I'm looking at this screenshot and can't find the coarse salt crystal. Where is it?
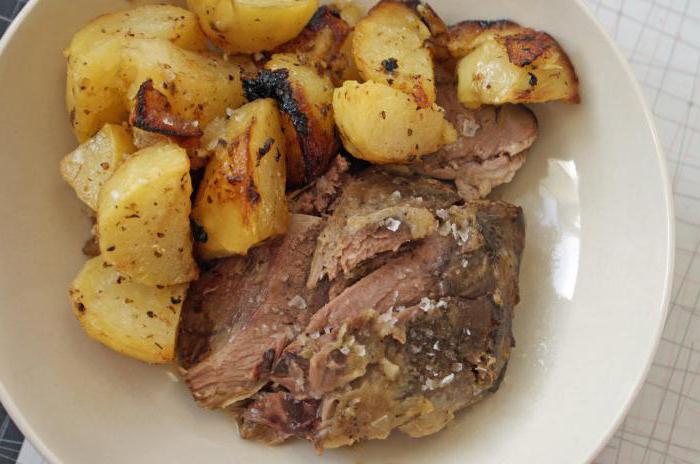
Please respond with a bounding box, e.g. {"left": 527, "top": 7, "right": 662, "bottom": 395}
{"left": 390, "top": 190, "right": 402, "bottom": 201}
{"left": 225, "top": 108, "right": 235, "bottom": 117}
{"left": 354, "top": 345, "right": 366, "bottom": 356}
{"left": 287, "top": 295, "right": 307, "bottom": 309}
{"left": 436, "top": 299, "right": 448, "bottom": 309}
{"left": 440, "top": 373, "right": 455, "bottom": 386}
{"left": 419, "top": 297, "right": 434, "bottom": 312}
{"left": 385, "top": 217, "right": 401, "bottom": 232}
{"left": 436, "top": 209, "right": 450, "bottom": 220}
{"left": 438, "top": 220, "right": 452, "bottom": 236}
{"left": 433, "top": 341, "right": 440, "bottom": 350}
{"left": 309, "top": 331, "right": 320, "bottom": 339}
{"left": 451, "top": 362, "right": 463, "bottom": 372}
{"left": 423, "top": 378, "right": 439, "bottom": 391}
{"left": 340, "top": 346, "right": 351, "bottom": 355}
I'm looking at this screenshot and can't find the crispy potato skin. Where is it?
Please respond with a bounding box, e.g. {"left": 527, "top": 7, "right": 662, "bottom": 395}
{"left": 98, "top": 143, "right": 198, "bottom": 286}
{"left": 187, "top": 0, "right": 319, "bottom": 54}
{"left": 60, "top": 124, "right": 135, "bottom": 210}
{"left": 353, "top": 0, "right": 436, "bottom": 106}
{"left": 275, "top": 5, "right": 356, "bottom": 86}
{"left": 449, "top": 20, "right": 580, "bottom": 107}
{"left": 121, "top": 39, "right": 254, "bottom": 130}
{"left": 65, "top": 5, "right": 209, "bottom": 142}
{"left": 70, "top": 257, "right": 188, "bottom": 364}
{"left": 332, "top": 80, "right": 456, "bottom": 164}
{"left": 130, "top": 79, "right": 203, "bottom": 138}
{"left": 276, "top": 6, "right": 351, "bottom": 65}
{"left": 192, "top": 99, "right": 289, "bottom": 259}
{"left": 244, "top": 54, "right": 338, "bottom": 186}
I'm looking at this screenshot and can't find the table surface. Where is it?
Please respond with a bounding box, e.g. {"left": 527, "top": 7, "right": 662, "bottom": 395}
{"left": 2, "top": 0, "right": 700, "bottom": 463}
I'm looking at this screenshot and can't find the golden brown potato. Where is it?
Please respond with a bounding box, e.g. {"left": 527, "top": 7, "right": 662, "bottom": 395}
{"left": 331, "top": 32, "right": 362, "bottom": 85}
{"left": 449, "top": 20, "right": 580, "bottom": 108}
{"left": 98, "top": 143, "right": 198, "bottom": 286}
{"left": 333, "top": 80, "right": 456, "bottom": 164}
{"left": 336, "top": 0, "right": 363, "bottom": 27}
{"left": 275, "top": 6, "right": 351, "bottom": 68}
{"left": 187, "top": 0, "right": 319, "bottom": 54}
{"left": 121, "top": 39, "right": 255, "bottom": 131}
{"left": 192, "top": 99, "right": 289, "bottom": 259}
{"left": 353, "top": 1, "right": 436, "bottom": 107}
{"left": 244, "top": 53, "right": 338, "bottom": 186}
{"left": 65, "top": 5, "right": 209, "bottom": 142}
{"left": 60, "top": 124, "right": 135, "bottom": 210}
{"left": 70, "top": 256, "right": 188, "bottom": 364}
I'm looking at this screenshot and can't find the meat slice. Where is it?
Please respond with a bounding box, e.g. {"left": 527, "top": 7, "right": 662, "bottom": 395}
{"left": 242, "top": 200, "right": 525, "bottom": 448}
{"left": 306, "top": 168, "right": 460, "bottom": 288}
{"left": 287, "top": 155, "right": 351, "bottom": 216}
{"left": 177, "top": 214, "right": 329, "bottom": 408}
{"left": 411, "top": 68, "right": 538, "bottom": 199}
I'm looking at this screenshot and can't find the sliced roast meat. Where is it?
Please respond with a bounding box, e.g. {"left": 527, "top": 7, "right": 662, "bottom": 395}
{"left": 287, "top": 155, "right": 351, "bottom": 216}
{"left": 239, "top": 200, "right": 524, "bottom": 448}
{"left": 177, "top": 214, "right": 329, "bottom": 409}
{"left": 306, "top": 168, "right": 460, "bottom": 288}
{"left": 411, "top": 68, "right": 538, "bottom": 199}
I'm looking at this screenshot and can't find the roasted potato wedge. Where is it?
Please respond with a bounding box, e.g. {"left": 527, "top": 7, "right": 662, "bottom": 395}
{"left": 336, "top": 0, "right": 363, "bottom": 27}
{"left": 331, "top": 32, "right": 362, "bottom": 85}
{"left": 187, "top": 0, "right": 319, "bottom": 53}
{"left": 192, "top": 99, "right": 289, "bottom": 259}
{"left": 70, "top": 256, "right": 188, "bottom": 364}
{"left": 353, "top": 1, "right": 436, "bottom": 106}
{"left": 449, "top": 20, "right": 580, "bottom": 108}
{"left": 60, "top": 124, "right": 135, "bottom": 210}
{"left": 65, "top": 5, "right": 208, "bottom": 142}
{"left": 121, "top": 39, "right": 255, "bottom": 132}
{"left": 98, "top": 143, "right": 198, "bottom": 286}
{"left": 244, "top": 53, "right": 338, "bottom": 186}
{"left": 333, "top": 80, "right": 456, "bottom": 164}
{"left": 276, "top": 6, "right": 351, "bottom": 68}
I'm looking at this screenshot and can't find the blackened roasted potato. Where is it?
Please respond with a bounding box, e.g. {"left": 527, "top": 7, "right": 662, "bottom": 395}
{"left": 244, "top": 53, "right": 338, "bottom": 186}
{"left": 449, "top": 20, "right": 580, "bottom": 108}
{"left": 65, "top": 5, "right": 209, "bottom": 142}
{"left": 192, "top": 99, "right": 289, "bottom": 259}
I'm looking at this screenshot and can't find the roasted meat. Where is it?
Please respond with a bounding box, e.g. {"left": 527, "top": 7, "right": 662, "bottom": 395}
{"left": 307, "top": 168, "right": 460, "bottom": 288}
{"left": 409, "top": 68, "right": 538, "bottom": 199}
{"left": 244, "top": 199, "right": 525, "bottom": 449}
{"left": 178, "top": 214, "right": 329, "bottom": 408}
{"left": 287, "top": 155, "right": 351, "bottom": 217}
{"left": 179, "top": 168, "right": 525, "bottom": 450}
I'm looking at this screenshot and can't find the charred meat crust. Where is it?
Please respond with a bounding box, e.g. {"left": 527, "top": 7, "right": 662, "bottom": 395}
{"left": 129, "top": 79, "right": 203, "bottom": 138}
{"left": 244, "top": 69, "right": 339, "bottom": 184}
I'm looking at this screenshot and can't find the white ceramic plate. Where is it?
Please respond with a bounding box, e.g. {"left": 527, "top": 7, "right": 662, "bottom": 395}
{"left": 0, "top": 0, "right": 673, "bottom": 463}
